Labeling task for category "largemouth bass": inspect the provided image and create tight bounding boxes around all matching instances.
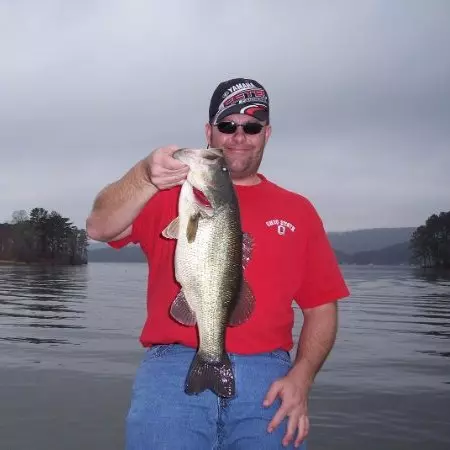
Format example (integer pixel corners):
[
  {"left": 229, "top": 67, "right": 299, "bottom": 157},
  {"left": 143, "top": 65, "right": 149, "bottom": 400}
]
[{"left": 162, "top": 147, "right": 254, "bottom": 398}]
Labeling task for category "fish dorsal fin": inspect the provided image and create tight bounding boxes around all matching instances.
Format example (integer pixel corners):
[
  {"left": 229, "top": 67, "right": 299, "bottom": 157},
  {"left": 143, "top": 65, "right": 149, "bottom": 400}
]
[
  {"left": 186, "top": 212, "right": 200, "bottom": 243},
  {"left": 242, "top": 232, "right": 253, "bottom": 269},
  {"left": 162, "top": 217, "right": 180, "bottom": 240},
  {"left": 228, "top": 280, "right": 255, "bottom": 326},
  {"left": 170, "top": 290, "right": 197, "bottom": 326}
]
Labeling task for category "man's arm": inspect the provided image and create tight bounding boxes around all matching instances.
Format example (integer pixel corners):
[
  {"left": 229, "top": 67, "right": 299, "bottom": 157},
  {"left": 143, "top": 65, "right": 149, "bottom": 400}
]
[
  {"left": 86, "top": 159, "right": 157, "bottom": 242},
  {"left": 86, "top": 145, "right": 188, "bottom": 242},
  {"left": 289, "top": 301, "right": 338, "bottom": 389}
]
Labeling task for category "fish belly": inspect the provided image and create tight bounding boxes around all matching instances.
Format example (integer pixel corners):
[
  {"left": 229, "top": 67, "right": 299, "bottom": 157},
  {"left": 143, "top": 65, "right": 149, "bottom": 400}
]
[{"left": 175, "top": 207, "right": 241, "bottom": 360}]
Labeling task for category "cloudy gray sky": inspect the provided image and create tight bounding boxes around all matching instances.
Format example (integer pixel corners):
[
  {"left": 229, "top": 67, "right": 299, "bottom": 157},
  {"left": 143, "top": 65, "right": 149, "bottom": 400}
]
[{"left": 1, "top": 0, "right": 449, "bottom": 232}]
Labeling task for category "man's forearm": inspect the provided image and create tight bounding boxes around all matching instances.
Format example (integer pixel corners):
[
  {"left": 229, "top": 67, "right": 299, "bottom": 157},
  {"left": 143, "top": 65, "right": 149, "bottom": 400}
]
[
  {"left": 288, "top": 302, "right": 338, "bottom": 389},
  {"left": 86, "top": 159, "right": 157, "bottom": 241}
]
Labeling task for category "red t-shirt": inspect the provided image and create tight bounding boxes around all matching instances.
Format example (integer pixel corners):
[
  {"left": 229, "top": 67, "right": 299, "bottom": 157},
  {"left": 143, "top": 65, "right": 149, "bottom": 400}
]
[{"left": 108, "top": 174, "right": 349, "bottom": 354}]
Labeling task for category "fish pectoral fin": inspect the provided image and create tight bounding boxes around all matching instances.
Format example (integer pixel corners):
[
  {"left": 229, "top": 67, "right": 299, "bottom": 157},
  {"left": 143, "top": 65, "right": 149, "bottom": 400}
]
[
  {"left": 186, "top": 212, "right": 200, "bottom": 243},
  {"left": 170, "top": 289, "right": 197, "bottom": 326},
  {"left": 228, "top": 279, "right": 255, "bottom": 326},
  {"left": 162, "top": 217, "right": 180, "bottom": 239}
]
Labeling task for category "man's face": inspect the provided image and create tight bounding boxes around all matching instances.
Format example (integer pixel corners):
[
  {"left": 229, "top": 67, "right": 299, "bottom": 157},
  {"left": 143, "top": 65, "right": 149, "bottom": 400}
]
[{"left": 205, "top": 113, "right": 272, "bottom": 182}]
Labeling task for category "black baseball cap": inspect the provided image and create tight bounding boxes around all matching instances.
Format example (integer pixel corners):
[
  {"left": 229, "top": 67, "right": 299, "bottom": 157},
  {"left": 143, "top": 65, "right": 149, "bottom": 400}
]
[{"left": 208, "top": 77, "right": 269, "bottom": 125}]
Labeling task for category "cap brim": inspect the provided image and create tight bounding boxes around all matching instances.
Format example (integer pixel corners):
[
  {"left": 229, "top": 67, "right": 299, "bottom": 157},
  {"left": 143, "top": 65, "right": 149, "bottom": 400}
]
[{"left": 213, "top": 103, "right": 269, "bottom": 124}]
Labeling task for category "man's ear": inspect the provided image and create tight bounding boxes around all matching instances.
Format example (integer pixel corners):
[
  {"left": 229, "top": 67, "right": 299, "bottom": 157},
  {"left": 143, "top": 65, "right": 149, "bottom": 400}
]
[
  {"left": 265, "top": 124, "right": 272, "bottom": 142},
  {"left": 205, "top": 123, "right": 212, "bottom": 147}
]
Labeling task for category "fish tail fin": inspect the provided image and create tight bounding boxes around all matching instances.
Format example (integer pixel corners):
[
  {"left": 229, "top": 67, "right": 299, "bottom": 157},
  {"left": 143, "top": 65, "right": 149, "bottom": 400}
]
[{"left": 185, "top": 351, "right": 235, "bottom": 398}]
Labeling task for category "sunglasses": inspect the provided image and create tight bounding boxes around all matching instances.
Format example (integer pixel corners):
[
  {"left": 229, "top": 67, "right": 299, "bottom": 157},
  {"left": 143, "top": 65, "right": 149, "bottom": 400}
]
[{"left": 215, "top": 121, "right": 265, "bottom": 135}]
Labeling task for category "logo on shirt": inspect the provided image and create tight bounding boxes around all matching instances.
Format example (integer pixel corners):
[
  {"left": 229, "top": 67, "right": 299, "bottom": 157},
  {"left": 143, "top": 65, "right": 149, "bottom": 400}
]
[{"left": 265, "top": 219, "right": 296, "bottom": 236}]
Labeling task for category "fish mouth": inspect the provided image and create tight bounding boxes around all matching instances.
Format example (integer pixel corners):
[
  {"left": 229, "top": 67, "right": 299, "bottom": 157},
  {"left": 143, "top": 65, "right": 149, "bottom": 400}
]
[
  {"left": 192, "top": 187, "right": 211, "bottom": 207},
  {"left": 174, "top": 147, "right": 224, "bottom": 165},
  {"left": 175, "top": 147, "right": 225, "bottom": 209},
  {"left": 204, "top": 147, "right": 223, "bottom": 159}
]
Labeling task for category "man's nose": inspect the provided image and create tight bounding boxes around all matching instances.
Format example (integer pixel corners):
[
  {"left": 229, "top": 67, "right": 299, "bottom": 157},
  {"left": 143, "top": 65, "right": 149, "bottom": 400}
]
[{"left": 231, "top": 126, "right": 246, "bottom": 143}]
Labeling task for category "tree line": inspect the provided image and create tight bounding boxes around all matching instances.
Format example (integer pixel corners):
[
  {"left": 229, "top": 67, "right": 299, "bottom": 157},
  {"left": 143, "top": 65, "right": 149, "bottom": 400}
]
[
  {"left": 0, "top": 207, "right": 88, "bottom": 265},
  {"left": 410, "top": 211, "right": 450, "bottom": 269},
  {"left": 1, "top": 207, "right": 447, "bottom": 269}
]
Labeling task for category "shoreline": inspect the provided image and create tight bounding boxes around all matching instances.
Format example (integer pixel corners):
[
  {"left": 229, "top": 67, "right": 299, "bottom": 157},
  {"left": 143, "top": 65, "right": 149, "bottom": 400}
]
[
  {"left": 0, "top": 259, "right": 27, "bottom": 265},
  {"left": 0, "top": 259, "right": 87, "bottom": 266}
]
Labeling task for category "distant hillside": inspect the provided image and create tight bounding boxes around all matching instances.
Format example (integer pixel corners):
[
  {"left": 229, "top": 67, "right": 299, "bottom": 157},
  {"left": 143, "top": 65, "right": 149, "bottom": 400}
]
[
  {"left": 87, "top": 228, "right": 416, "bottom": 265},
  {"left": 351, "top": 242, "right": 411, "bottom": 265},
  {"left": 328, "top": 227, "right": 415, "bottom": 254},
  {"left": 88, "top": 242, "right": 109, "bottom": 251},
  {"left": 88, "top": 245, "right": 145, "bottom": 262},
  {"left": 335, "top": 241, "right": 411, "bottom": 265}
]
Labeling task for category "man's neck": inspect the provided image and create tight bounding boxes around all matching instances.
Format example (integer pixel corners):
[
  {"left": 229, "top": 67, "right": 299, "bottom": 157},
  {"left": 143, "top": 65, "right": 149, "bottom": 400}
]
[{"left": 232, "top": 173, "right": 261, "bottom": 186}]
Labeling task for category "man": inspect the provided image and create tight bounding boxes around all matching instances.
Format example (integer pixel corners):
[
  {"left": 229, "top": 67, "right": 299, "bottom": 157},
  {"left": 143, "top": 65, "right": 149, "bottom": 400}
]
[{"left": 86, "top": 77, "right": 350, "bottom": 449}]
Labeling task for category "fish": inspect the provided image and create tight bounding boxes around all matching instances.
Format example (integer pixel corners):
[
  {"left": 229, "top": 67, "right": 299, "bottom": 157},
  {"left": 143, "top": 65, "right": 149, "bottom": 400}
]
[{"left": 161, "top": 147, "right": 255, "bottom": 398}]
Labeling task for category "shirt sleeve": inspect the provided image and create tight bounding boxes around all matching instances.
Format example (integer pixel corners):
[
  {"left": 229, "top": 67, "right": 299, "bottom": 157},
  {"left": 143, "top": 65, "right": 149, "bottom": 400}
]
[
  {"left": 293, "top": 204, "right": 350, "bottom": 309},
  {"left": 107, "top": 231, "right": 138, "bottom": 249},
  {"left": 106, "top": 193, "right": 161, "bottom": 250}
]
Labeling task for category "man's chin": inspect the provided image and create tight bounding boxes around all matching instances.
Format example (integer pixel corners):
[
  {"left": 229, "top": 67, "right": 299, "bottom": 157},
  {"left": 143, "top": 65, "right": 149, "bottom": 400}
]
[
  {"left": 224, "top": 155, "right": 249, "bottom": 169},
  {"left": 226, "top": 161, "right": 247, "bottom": 175}
]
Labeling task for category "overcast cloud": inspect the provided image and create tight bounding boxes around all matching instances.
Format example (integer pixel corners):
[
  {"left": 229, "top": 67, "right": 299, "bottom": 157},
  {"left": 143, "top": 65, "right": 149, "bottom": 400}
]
[{"left": 1, "top": 0, "right": 449, "bottom": 232}]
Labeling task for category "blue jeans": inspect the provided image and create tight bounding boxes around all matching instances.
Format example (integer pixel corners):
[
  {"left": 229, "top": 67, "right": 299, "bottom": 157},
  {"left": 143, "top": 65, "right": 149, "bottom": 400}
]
[{"left": 125, "top": 344, "right": 307, "bottom": 450}]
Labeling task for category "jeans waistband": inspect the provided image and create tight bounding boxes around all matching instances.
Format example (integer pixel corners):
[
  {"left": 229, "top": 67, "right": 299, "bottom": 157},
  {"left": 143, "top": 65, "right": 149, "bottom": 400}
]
[{"left": 145, "top": 343, "right": 292, "bottom": 364}]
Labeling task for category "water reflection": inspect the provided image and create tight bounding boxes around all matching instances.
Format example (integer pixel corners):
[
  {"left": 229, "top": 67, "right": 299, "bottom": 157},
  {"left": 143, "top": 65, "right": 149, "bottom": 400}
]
[
  {"left": 0, "top": 264, "right": 88, "bottom": 344},
  {"left": 316, "top": 265, "right": 450, "bottom": 397},
  {"left": 410, "top": 268, "right": 450, "bottom": 356},
  {"left": 412, "top": 267, "right": 450, "bottom": 283},
  {"left": 1, "top": 263, "right": 449, "bottom": 450}
]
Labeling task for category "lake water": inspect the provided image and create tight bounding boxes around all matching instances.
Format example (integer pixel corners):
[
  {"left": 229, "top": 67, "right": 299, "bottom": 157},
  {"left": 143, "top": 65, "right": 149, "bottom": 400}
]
[{"left": 1, "top": 263, "right": 449, "bottom": 449}]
